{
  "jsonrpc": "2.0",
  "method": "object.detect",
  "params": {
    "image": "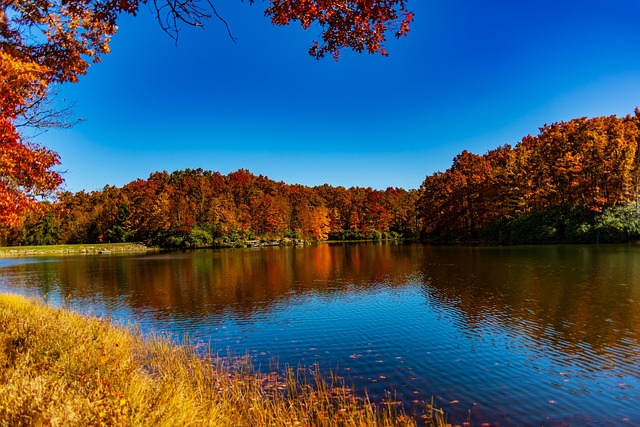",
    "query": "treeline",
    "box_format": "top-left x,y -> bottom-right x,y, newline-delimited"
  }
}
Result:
418,110 -> 640,243
4,111 -> 640,247
0,169 -> 419,247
